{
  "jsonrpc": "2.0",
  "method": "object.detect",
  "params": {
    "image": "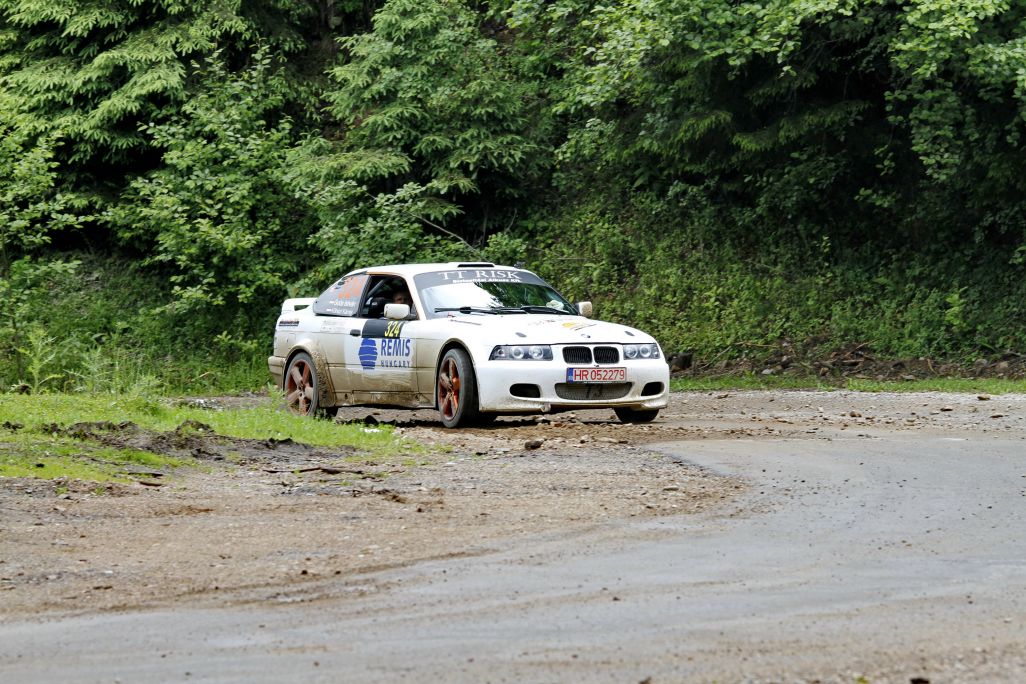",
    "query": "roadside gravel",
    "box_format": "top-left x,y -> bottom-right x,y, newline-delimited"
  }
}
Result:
3,389 -> 1023,620
1,399 -> 738,618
